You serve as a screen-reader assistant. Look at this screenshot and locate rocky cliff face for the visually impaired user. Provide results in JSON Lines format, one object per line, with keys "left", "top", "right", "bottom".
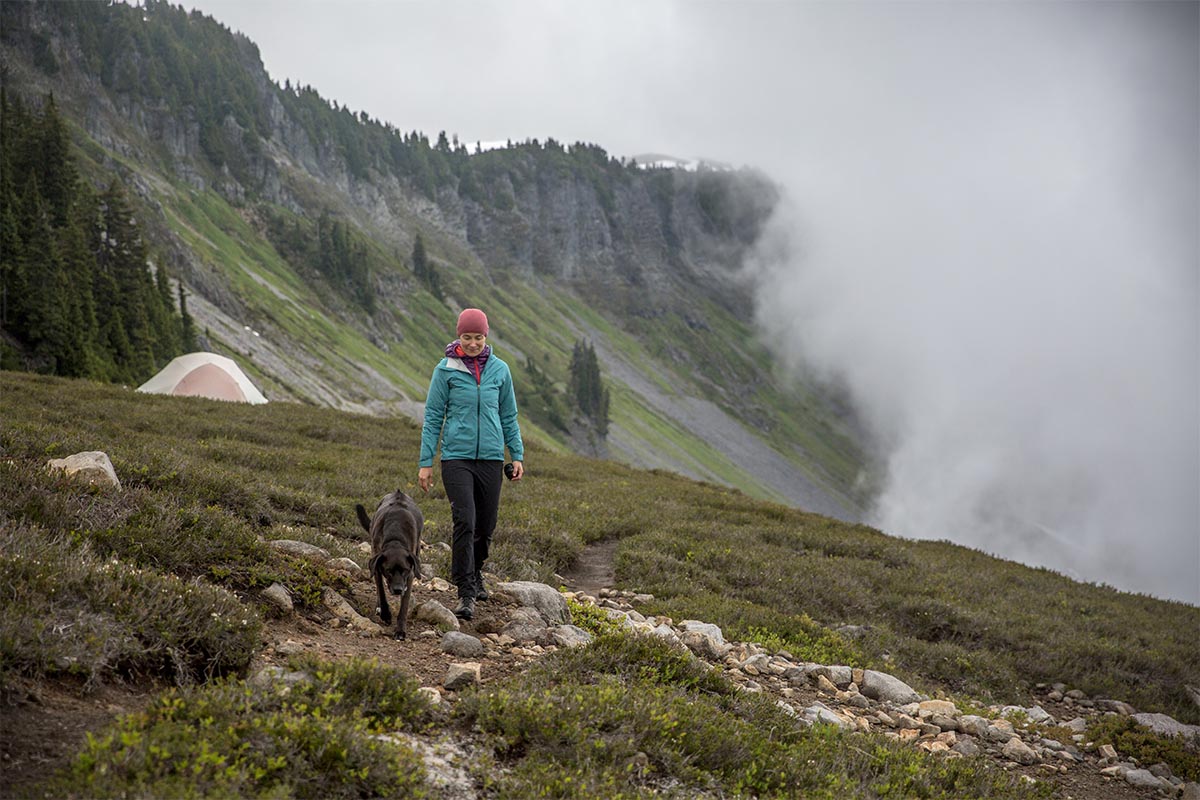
{"left": 0, "top": 0, "right": 866, "bottom": 519}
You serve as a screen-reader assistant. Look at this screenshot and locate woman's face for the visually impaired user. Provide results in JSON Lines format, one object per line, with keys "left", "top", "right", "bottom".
{"left": 460, "top": 332, "right": 487, "bottom": 357}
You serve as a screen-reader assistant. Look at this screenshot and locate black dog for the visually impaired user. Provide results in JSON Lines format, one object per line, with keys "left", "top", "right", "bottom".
{"left": 356, "top": 490, "right": 423, "bottom": 640}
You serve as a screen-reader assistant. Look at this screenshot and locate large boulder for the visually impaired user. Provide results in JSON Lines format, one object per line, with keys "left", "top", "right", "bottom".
{"left": 47, "top": 451, "right": 121, "bottom": 489}
{"left": 860, "top": 670, "right": 921, "bottom": 704}
{"left": 498, "top": 581, "right": 570, "bottom": 624}
{"left": 269, "top": 540, "right": 331, "bottom": 561}
{"left": 1132, "top": 713, "right": 1200, "bottom": 739}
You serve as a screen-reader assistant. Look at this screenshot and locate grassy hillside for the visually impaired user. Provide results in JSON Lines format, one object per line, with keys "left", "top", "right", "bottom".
{"left": 3, "top": 371, "right": 1196, "bottom": 719}
{"left": 2, "top": 0, "right": 873, "bottom": 518}
{"left": 4, "top": 371, "right": 1198, "bottom": 797}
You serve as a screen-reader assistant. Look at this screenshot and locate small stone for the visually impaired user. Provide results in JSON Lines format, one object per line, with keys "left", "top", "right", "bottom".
{"left": 919, "top": 699, "right": 958, "bottom": 717}
{"left": 430, "top": 577, "right": 452, "bottom": 591}
{"left": 326, "top": 557, "right": 363, "bottom": 575}
{"left": 1002, "top": 737, "right": 1040, "bottom": 765}
{"left": 441, "top": 631, "right": 485, "bottom": 658}
{"left": 1098, "top": 744, "right": 1118, "bottom": 761}
{"left": 415, "top": 600, "right": 460, "bottom": 631}
{"left": 274, "top": 639, "right": 304, "bottom": 655}
{"left": 443, "top": 662, "right": 481, "bottom": 691}
{"left": 262, "top": 582, "right": 293, "bottom": 612}
{"left": 417, "top": 687, "right": 442, "bottom": 706}
{"left": 952, "top": 738, "right": 981, "bottom": 757}
{"left": 816, "top": 674, "right": 838, "bottom": 694}
{"left": 269, "top": 539, "right": 331, "bottom": 561}
{"left": 1124, "top": 768, "right": 1164, "bottom": 789}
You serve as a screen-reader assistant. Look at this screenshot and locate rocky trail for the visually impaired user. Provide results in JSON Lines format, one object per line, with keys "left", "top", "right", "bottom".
{"left": 3, "top": 535, "right": 1196, "bottom": 800}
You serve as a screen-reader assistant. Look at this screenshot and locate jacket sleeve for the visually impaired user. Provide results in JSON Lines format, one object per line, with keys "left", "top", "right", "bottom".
{"left": 499, "top": 363, "right": 524, "bottom": 462}
{"left": 419, "top": 364, "right": 449, "bottom": 467}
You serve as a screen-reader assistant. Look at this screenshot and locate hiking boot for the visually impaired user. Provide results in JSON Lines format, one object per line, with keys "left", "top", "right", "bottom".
{"left": 474, "top": 570, "right": 489, "bottom": 602}
{"left": 453, "top": 596, "right": 475, "bottom": 621}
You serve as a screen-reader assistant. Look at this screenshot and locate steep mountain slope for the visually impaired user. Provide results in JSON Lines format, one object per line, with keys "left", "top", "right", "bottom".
{"left": 0, "top": 0, "right": 868, "bottom": 517}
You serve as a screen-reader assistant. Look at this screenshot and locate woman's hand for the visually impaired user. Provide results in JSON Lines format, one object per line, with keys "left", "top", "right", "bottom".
{"left": 418, "top": 466, "right": 434, "bottom": 493}
{"left": 510, "top": 460, "right": 524, "bottom": 481}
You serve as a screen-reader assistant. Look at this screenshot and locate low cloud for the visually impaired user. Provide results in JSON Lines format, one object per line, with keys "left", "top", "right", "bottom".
{"left": 749, "top": 4, "right": 1198, "bottom": 603}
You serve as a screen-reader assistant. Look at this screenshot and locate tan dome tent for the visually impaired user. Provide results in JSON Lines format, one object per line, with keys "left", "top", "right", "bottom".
{"left": 137, "top": 352, "right": 268, "bottom": 404}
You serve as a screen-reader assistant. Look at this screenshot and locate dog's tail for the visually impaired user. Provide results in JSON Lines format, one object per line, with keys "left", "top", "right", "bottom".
{"left": 355, "top": 504, "right": 371, "bottom": 533}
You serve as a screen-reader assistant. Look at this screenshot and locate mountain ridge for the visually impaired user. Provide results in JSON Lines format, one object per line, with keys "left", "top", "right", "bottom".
{"left": 0, "top": 0, "right": 868, "bottom": 519}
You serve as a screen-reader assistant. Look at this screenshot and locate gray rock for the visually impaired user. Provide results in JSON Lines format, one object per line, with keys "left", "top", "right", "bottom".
{"left": 326, "top": 557, "right": 363, "bottom": 576}
{"left": 651, "top": 623, "right": 682, "bottom": 647}
{"left": 1002, "top": 737, "right": 1039, "bottom": 765}
{"left": 1181, "top": 782, "right": 1200, "bottom": 800}
{"left": 930, "top": 714, "right": 958, "bottom": 732}
{"left": 268, "top": 539, "right": 331, "bottom": 561}
{"left": 1061, "top": 716, "right": 1089, "bottom": 733}
{"left": 443, "top": 662, "right": 481, "bottom": 691}
{"left": 680, "top": 630, "right": 731, "bottom": 661}
{"left": 1124, "top": 768, "right": 1165, "bottom": 789}
{"left": 47, "top": 451, "right": 122, "bottom": 489}
{"left": 1024, "top": 706, "right": 1054, "bottom": 724}
{"left": 503, "top": 607, "right": 550, "bottom": 643}
{"left": 680, "top": 620, "right": 725, "bottom": 642}
{"left": 497, "top": 581, "right": 569, "bottom": 624}
{"left": 415, "top": 600, "right": 460, "bottom": 631}
{"left": 952, "top": 737, "right": 981, "bottom": 757}
{"left": 441, "top": 631, "right": 484, "bottom": 658}
{"left": 323, "top": 588, "right": 381, "bottom": 632}
{"left": 802, "top": 701, "right": 853, "bottom": 730}
{"left": 1132, "top": 712, "right": 1200, "bottom": 739}
{"left": 957, "top": 715, "right": 990, "bottom": 738}
{"left": 1148, "top": 763, "right": 1174, "bottom": 779}
{"left": 784, "top": 666, "right": 809, "bottom": 686}
{"left": 809, "top": 664, "right": 853, "bottom": 687}
{"left": 262, "top": 582, "right": 293, "bottom": 611}
{"left": 249, "top": 666, "right": 313, "bottom": 689}
{"left": 1095, "top": 698, "right": 1136, "bottom": 716}
{"left": 550, "top": 624, "right": 593, "bottom": 648}
{"left": 987, "top": 719, "right": 1016, "bottom": 743}
{"left": 860, "top": 670, "right": 921, "bottom": 704}
{"left": 274, "top": 639, "right": 304, "bottom": 655}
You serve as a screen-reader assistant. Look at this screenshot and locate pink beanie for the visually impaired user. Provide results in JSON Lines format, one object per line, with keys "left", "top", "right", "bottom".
{"left": 456, "top": 308, "right": 489, "bottom": 335}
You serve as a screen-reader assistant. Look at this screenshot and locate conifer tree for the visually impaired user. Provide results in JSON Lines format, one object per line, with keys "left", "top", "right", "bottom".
{"left": 412, "top": 233, "right": 442, "bottom": 300}
{"left": 178, "top": 283, "right": 196, "bottom": 351}
{"left": 569, "top": 339, "right": 610, "bottom": 436}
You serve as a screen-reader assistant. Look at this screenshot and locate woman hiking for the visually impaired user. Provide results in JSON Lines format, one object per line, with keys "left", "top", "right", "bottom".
{"left": 418, "top": 308, "right": 524, "bottom": 621}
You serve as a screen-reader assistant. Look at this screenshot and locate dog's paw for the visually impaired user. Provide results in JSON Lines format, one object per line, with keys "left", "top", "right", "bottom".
{"left": 393, "top": 630, "right": 407, "bottom": 641}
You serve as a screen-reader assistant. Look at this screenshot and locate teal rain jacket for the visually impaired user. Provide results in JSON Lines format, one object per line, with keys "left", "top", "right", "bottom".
{"left": 419, "top": 352, "right": 523, "bottom": 466}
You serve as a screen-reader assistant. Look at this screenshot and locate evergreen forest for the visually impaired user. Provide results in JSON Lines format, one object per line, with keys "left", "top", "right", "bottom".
{"left": 0, "top": 92, "right": 192, "bottom": 383}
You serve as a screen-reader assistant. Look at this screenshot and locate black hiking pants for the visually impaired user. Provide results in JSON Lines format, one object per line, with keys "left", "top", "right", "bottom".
{"left": 441, "top": 459, "right": 504, "bottom": 599}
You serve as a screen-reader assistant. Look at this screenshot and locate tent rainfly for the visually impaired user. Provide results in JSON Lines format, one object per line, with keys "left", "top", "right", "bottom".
{"left": 137, "top": 352, "right": 268, "bottom": 404}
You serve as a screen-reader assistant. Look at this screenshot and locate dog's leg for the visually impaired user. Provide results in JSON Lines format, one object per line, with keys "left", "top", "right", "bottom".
{"left": 371, "top": 554, "right": 393, "bottom": 625}
{"left": 395, "top": 577, "right": 412, "bottom": 640}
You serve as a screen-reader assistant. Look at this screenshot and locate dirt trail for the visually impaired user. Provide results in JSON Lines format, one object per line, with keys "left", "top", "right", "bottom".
{"left": 560, "top": 538, "right": 618, "bottom": 595}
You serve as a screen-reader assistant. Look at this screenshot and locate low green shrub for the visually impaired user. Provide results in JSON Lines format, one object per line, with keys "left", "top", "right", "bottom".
{"left": 49, "top": 657, "right": 433, "bottom": 799}
{"left": 0, "top": 524, "right": 260, "bottom": 690}
{"left": 459, "top": 633, "right": 1047, "bottom": 799}
{"left": 1086, "top": 715, "right": 1200, "bottom": 781}
{"left": 566, "top": 597, "right": 626, "bottom": 638}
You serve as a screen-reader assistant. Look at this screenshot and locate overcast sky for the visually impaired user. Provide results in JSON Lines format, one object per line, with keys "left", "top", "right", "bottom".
{"left": 183, "top": 0, "right": 1199, "bottom": 604}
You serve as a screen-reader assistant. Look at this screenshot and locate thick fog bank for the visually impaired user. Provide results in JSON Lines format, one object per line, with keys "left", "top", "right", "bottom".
{"left": 749, "top": 3, "right": 1198, "bottom": 604}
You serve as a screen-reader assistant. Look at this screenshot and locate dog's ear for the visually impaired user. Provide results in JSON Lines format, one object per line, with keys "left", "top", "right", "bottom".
{"left": 356, "top": 504, "right": 372, "bottom": 533}
{"left": 369, "top": 553, "right": 383, "bottom": 576}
